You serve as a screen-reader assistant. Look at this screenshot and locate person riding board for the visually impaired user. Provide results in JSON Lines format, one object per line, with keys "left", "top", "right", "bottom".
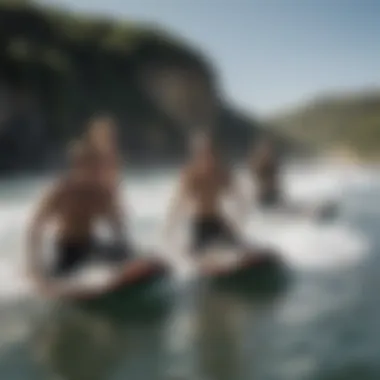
{"left": 249, "top": 137, "right": 282, "bottom": 208}
{"left": 27, "top": 141, "right": 128, "bottom": 296}
{"left": 165, "top": 132, "right": 246, "bottom": 254}
{"left": 250, "top": 137, "right": 339, "bottom": 219}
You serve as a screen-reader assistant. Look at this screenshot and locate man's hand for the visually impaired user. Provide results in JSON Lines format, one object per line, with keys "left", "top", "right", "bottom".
{"left": 28, "top": 270, "right": 55, "bottom": 297}
{"left": 27, "top": 183, "right": 60, "bottom": 286}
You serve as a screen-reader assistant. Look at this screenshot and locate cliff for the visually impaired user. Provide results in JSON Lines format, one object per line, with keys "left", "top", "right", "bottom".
{"left": 0, "top": 0, "right": 265, "bottom": 174}
{"left": 270, "top": 90, "right": 380, "bottom": 160}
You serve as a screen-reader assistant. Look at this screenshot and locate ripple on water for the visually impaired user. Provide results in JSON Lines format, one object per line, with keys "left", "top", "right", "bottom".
{"left": 0, "top": 165, "right": 378, "bottom": 380}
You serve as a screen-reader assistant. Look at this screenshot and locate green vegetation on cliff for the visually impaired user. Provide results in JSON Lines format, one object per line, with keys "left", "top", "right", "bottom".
{"left": 0, "top": 0, "right": 259, "bottom": 173}
{"left": 271, "top": 90, "right": 380, "bottom": 159}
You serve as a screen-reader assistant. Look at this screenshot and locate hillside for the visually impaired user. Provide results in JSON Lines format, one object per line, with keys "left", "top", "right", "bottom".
{"left": 0, "top": 0, "right": 264, "bottom": 174}
{"left": 270, "top": 90, "right": 380, "bottom": 159}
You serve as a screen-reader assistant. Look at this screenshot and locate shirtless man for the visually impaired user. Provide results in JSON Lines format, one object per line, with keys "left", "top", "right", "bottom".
{"left": 249, "top": 137, "right": 282, "bottom": 208}
{"left": 85, "top": 115, "right": 121, "bottom": 189}
{"left": 165, "top": 133, "right": 244, "bottom": 253}
{"left": 27, "top": 141, "right": 128, "bottom": 293}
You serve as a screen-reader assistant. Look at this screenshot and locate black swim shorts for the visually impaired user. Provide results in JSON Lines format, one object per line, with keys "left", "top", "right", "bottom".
{"left": 191, "top": 216, "right": 238, "bottom": 253}
{"left": 53, "top": 238, "right": 93, "bottom": 277}
{"left": 53, "top": 239, "right": 132, "bottom": 277}
{"left": 257, "top": 188, "right": 281, "bottom": 208}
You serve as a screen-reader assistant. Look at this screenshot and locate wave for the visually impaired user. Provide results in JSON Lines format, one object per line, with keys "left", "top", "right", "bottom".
{"left": 0, "top": 163, "right": 374, "bottom": 300}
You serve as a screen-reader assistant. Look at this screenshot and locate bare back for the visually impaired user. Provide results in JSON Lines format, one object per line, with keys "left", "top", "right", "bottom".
{"left": 184, "top": 164, "right": 230, "bottom": 217}
{"left": 53, "top": 179, "right": 112, "bottom": 240}
{"left": 95, "top": 147, "right": 121, "bottom": 189}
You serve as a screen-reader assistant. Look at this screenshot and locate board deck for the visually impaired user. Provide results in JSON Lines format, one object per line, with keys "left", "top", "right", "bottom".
{"left": 48, "top": 258, "right": 169, "bottom": 301}
{"left": 197, "top": 248, "right": 280, "bottom": 278}
{"left": 197, "top": 247, "right": 287, "bottom": 296}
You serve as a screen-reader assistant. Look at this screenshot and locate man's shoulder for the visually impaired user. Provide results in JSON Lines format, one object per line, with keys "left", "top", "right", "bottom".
{"left": 48, "top": 177, "right": 69, "bottom": 195}
{"left": 181, "top": 164, "right": 197, "bottom": 183}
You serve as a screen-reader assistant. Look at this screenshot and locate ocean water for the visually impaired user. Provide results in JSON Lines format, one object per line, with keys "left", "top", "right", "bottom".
{"left": 0, "top": 163, "right": 379, "bottom": 380}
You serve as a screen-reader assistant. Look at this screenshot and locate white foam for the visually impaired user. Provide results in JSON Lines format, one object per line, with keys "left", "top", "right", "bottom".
{"left": 245, "top": 216, "right": 368, "bottom": 270}
{"left": 0, "top": 162, "right": 374, "bottom": 300}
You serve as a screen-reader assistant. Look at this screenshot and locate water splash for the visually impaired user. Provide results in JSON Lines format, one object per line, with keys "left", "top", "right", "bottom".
{"left": 0, "top": 163, "right": 373, "bottom": 301}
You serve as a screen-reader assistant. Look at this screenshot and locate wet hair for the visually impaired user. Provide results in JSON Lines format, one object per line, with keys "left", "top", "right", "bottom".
{"left": 87, "top": 114, "right": 115, "bottom": 135}
{"left": 83, "top": 115, "right": 118, "bottom": 155}
{"left": 189, "top": 130, "right": 218, "bottom": 155}
{"left": 67, "top": 139, "right": 100, "bottom": 167}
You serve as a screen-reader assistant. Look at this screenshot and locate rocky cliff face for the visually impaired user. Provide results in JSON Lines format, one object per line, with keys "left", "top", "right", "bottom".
{"left": 0, "top": 1, "right": 261, "bottom": 174}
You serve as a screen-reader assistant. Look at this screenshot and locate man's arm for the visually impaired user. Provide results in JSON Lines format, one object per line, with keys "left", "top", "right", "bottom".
{"left": 164, "top": 169, "right": 191, "bottom": 238}
{"left": 227, "top": 171, "right": 251, "bottom": 227}
{"left": 27, "top": 184, "right": 60, "bottom": 281}
{"left": 106, "top": 189, "right": 127, "bottom": 244}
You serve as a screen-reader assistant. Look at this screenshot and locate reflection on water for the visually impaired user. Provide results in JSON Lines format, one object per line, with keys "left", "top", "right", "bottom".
{"left": 0, "top": 259, "right": 378, "bottom": 380}
{"left": 2, "top": 282, "right": 282, "bottom": 380}
{"left": 196, "top": 291, "right": 246, "bottom": 380}
{"left": 31, "top": 298, "right": 171, "bottom": 380}
{"left": 164, "top": 280, "right": 283, "bottom": 380}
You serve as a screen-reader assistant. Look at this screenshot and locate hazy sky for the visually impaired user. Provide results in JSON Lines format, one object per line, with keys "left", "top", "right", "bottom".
{"left": 38, "top": 0, "right": 380, "bottom": 115}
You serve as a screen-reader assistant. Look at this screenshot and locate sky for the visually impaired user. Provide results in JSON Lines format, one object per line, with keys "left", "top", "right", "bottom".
{"left": 38, "top": 0, "right": 380, "bottom": 116}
